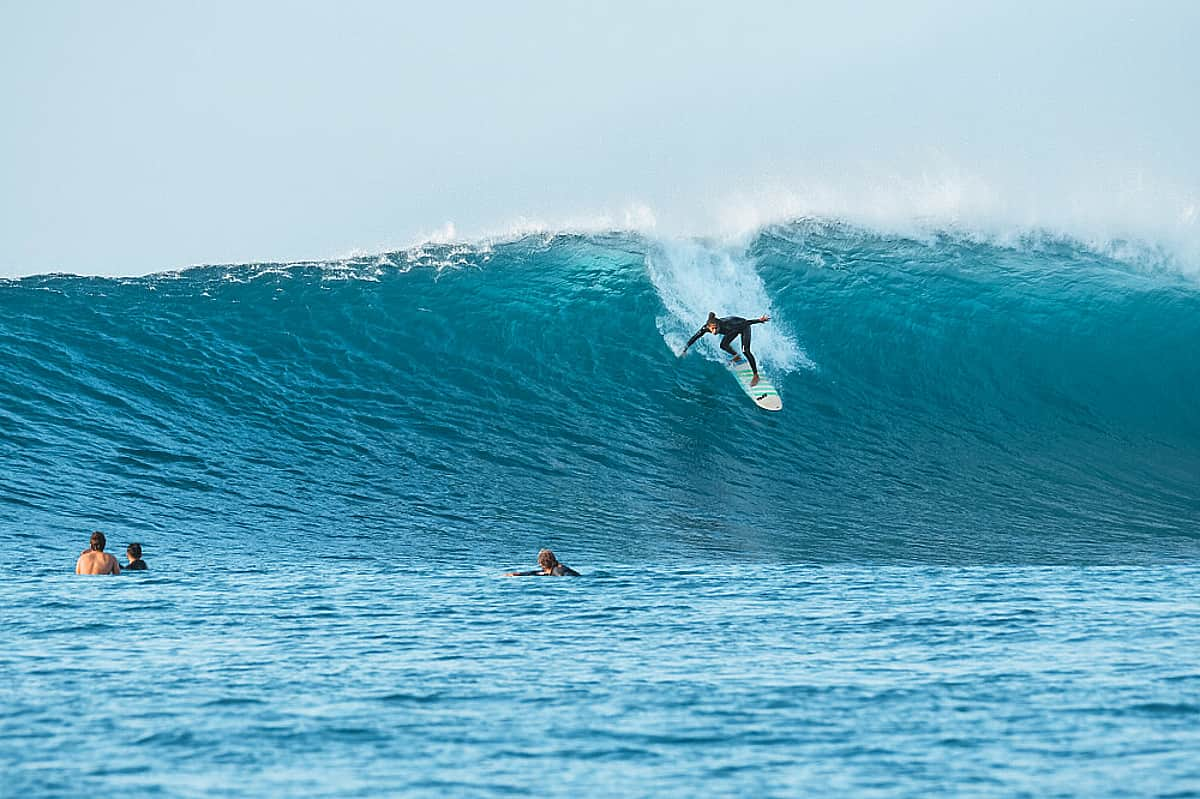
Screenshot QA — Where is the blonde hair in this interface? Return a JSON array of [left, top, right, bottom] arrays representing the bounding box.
[[537, 549, 558, 570]]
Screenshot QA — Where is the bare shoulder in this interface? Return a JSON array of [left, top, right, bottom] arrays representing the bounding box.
[[75, 550, 120, 574]]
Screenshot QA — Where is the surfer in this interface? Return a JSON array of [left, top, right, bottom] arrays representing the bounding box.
[[680, 312, 771, 386], [75, 531, 121, 575], [505, 549, 581, 577]]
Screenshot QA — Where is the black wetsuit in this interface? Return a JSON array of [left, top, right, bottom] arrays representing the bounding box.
[[125, 559, 147, 571], [686, 316, 766, 374]]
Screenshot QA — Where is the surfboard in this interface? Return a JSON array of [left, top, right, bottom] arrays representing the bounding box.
[[728, 358, 782, 411]]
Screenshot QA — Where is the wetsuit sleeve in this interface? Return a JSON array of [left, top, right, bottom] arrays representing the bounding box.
[[560, 566, 581, 576], [684, 327, 707, 349]]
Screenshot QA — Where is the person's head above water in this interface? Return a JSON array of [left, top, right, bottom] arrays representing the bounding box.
[[705, 312, 719, 334], [124, 541, 148, 570], [90, 531, 106, 552], [537, 549, 559, 571]]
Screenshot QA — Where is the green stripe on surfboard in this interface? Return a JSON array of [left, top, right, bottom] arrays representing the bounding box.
[[727, 359, 782, 410]]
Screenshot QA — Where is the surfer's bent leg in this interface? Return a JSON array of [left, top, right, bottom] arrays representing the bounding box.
[[741, 329, 758, 375], [720, 332, 740, 360]]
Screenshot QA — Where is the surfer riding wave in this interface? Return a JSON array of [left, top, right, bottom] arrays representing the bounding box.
[[680, 312, 771, 386]]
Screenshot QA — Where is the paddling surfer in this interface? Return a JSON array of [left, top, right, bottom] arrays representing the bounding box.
[[680, 312, 771, 386], [505, 549, 580, 577]]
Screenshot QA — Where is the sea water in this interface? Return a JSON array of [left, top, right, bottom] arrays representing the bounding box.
[[2, 222, 1198, 796]]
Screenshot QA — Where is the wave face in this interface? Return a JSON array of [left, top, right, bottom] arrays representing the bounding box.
[[2, 222, 1198, 564]]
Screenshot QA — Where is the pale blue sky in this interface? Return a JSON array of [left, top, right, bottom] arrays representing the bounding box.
[[2, 1, 1197, 276]]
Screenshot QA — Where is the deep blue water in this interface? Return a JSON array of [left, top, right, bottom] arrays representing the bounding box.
[[2, 222, 1198, 796]]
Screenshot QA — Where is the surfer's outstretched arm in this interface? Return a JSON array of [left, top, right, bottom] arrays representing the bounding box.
[[680, 327, 707, 354]]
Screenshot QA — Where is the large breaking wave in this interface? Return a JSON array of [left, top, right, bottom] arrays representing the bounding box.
[[1, 221, 1197, 565]]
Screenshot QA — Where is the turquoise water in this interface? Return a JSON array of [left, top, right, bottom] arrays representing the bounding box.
[[5, 565, 1198, 797], [2, 222, 1198, 795]]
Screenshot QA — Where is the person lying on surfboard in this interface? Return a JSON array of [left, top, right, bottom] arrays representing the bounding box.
[[680, 312, 771, 386], [505, 549, 580, 577]]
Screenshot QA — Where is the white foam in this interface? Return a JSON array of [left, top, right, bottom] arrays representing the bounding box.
[[705, 168, 1200, 276], [61, 169, 1197, 283], [646, 238, 812, 375], [382, 168, 1199, 281], [401, 203, 659, 252]]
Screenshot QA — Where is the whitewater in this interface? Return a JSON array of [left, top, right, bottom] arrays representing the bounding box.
[[2, 219, 1198, 796]]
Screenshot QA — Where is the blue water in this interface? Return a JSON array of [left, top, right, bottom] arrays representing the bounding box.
[[2, 221, 1198, 796]]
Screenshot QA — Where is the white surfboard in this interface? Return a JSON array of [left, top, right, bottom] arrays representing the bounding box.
[[728, 358, 782, 411]]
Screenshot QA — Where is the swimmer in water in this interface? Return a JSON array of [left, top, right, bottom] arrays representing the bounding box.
[[125, 542, 147, 571], [505, 549, 580, 577], [75, 531, 121, 575]]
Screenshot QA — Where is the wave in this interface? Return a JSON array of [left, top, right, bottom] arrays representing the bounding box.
[[1, 221, 1197, 564]]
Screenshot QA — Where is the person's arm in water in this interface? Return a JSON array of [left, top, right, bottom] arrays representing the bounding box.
[[748, 315, 770, 325], [504, 566, 580, 576]]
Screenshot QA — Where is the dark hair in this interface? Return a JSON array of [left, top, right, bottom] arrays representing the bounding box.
[[537, 549, 558, 570], [90, 531, 106, 552], [127, 542, 142, 559], [707, 312, 718, 323]]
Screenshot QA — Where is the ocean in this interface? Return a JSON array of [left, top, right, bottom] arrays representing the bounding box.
[[2, 220, 1198, 797]]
